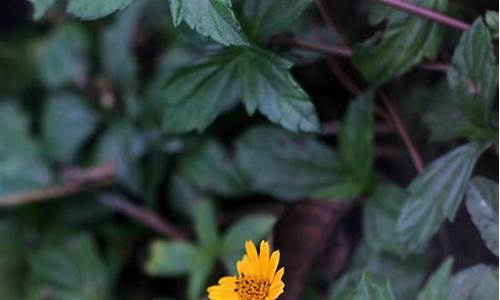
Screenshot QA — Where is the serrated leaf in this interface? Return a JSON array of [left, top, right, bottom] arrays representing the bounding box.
[[417, 258, 453, 300], [449, 264, 499, 300], [339, 93, 374, 186], [242, 0, 312, 40], [221, 214, 276, 272], [240, 47, 320, 132], [28, 234, 111, 300], [169, 0, 248, 46], [193, 200, 219, 247], [67, 0, 135, 20], [364, 182, 407, 254], [29, 0, 56, 19], [42, 93, 99, 163], [236, 126, 361, 200], [37, 24, 89, 89], [178, 139, 249, 196], [0, 102, 52, 195], [447, 18, 498, 127], [353, 272, 397, 300], [396, 143, 489, 254], [162, 47, 319, 133], [466, 177, 499, 256], [353, 0, 447, 85], [145, 240, 198, 276]]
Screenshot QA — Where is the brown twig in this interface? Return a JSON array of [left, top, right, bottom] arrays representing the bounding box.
[[0, 162, 116, 207], [376, 0, 471, 31], [99, 193, 187, 240], [379, 92, 425, 174]]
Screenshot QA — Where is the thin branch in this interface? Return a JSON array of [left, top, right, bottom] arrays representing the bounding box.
[[380, 92, 425, 174], [376, 0, 471, 31], [0, 162, 116, 207], [313, 0, 348, 45], [289, 38, 449, 72], [99, 193, 187, 240]]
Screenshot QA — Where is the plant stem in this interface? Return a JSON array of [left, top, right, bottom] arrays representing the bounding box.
[[380, 92, 425, 174], [99, 193, 187, 240], [376, 0, 471, 31]]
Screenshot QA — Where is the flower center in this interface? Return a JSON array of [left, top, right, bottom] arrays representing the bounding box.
[[234, 274, 270, 300]]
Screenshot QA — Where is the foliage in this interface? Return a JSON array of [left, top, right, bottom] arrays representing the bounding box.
[[0, 0, 498, 299]]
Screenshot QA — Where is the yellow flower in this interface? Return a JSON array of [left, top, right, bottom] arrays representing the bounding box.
[[207, 240, 285, 300]]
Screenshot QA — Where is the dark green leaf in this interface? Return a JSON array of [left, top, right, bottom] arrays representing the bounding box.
[[240, 47, 320, 132], [169, 0, 248, 46], [29, 0, 56, 19], [162, 47, 319, 133], [100, 1, 145, 88], [242, 0, 312, 40], [193, 200, 219, 247], [353, 0, 446, 85], [221, 214, 276, 272], [28, 234, 111, 300], [178, 139, 249, 196], [42, 93, 99, 163], [447, 18, 498, 126], [417, 258, 453, 300], [485, 11, 499, 39], [145, 240, 198, 276], [67, 0, 135, 20], [94, 121, 145, 194], [236, 126, 361, 200], [364, 182, 407, 254], [339, 93, 374, 186], [37, 24, 89, 89], [352, 272, 397, 300], [0, 103, 52, 195], [397, 143, 489, 254], [0, 220, 25, 299], [466, 177, 499, 256], [449, 264, 499, 300]]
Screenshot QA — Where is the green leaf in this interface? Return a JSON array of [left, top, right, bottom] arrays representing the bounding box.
[[396, 143, 489, 254], [0, 102, 52, 195], [28, 234, 111, 300], [94, 121, 145, 194], [221, 214, 276, 272], [449, 264, 499, 300], [169, 0, 248, 46], [364, 182, 407, 254], [162, 47, 319, 133], [29, 0, 56, 19], [100, 1, 145, 88], [241, 0, 312, 40], [236, 126, 362, 201], [145, 240, 198, 276], [37, 24, 89, 89], [193, 200, 219, 247], [352, 272, 397, 300], [42, 93, 99, 163], [187, 247, 216, 300], [353, 0, 447, 85], [178, 139, 249, 196], [466, 177, 499, 256], [67, 0, 135, 20], [240, 47, 320, 132], [447, 18, 498, 127], [339, 93, 374, 187], [485, 11, 499, 40], [417, 258, 453, 300]]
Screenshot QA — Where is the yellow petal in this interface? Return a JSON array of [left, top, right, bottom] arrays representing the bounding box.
[[259, 240, 270, 278]]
